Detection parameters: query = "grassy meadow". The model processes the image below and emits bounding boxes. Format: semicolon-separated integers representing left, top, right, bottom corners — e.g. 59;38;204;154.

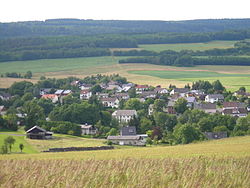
139;40;236;52
0;136;250;187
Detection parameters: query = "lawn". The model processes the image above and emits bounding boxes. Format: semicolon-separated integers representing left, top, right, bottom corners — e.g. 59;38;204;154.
139;40;236;52
0;132;38;154
0;131;106;153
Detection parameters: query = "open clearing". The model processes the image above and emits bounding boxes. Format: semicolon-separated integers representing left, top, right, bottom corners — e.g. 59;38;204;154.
139;40;236;52
0;136;250;187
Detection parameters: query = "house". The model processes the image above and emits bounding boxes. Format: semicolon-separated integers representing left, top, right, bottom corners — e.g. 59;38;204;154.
148;104;154;116
120;126;137;136
223;102;246;109
100;98;119;108
26;126;53;139
154;87;169;94
62;90;72;96
70;80;81;86
121;83;134;92
222;108;248;117
140;91;157;99
114;93;130;100
194;103;217;114
39;88;52;96
204;132;227;140
80;83;93;90
135;85;149;94
106;84;122;92
80;89;92;100
80;124;98;135
96;92;109;99
0;105;7;115
54;89;64;96
112;110;137;123
205;94;224;103
107;126;146;146
107;135;146;146
233;90;250;98
170;88;189;96
41;94;59;103
0;93;11;101
185;97;196;108
167;100;176;114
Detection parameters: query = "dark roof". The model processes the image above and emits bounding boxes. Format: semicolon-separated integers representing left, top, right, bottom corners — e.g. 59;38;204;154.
194;103;216;110
100;97;118;102
0;93;11;98
223;102;245;108
206;94;224;99
121;126;137;136
204;132;227;139
223;108;248;115
173;88;189;93
107;135;141;140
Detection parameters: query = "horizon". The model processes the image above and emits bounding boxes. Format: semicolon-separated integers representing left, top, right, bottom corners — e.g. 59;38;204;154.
1;17;250;24
1;0;250;23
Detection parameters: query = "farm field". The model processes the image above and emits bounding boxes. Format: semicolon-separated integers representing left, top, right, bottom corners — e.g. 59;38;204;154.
1;55;250;91
0;136;250;187
139;40;236;52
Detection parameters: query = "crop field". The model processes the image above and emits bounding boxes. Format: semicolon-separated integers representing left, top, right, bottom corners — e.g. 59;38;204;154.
129;69;250;91
1;54;250;91
139;40;236;52
0;136;250;187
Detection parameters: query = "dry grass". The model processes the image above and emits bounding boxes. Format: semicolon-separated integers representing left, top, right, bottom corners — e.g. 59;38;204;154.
0;157;249;188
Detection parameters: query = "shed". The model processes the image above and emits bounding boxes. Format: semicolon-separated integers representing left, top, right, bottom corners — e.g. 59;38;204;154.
26;126;53;139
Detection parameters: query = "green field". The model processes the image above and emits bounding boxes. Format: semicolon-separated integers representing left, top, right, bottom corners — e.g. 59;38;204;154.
129;70;250;91
0;132;106;153
0;136;250;187
139;40;236;52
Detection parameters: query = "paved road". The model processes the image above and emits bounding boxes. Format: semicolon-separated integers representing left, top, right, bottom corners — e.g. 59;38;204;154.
0;133;25;136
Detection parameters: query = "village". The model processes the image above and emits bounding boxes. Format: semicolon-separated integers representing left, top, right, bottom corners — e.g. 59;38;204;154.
1;75;250;146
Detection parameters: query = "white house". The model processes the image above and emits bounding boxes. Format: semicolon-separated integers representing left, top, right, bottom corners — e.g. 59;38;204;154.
170;88;189;96
154;87;169;94
100;98;119;108
205;94;224;103
80;124;98;135
112;110;137;123
80;89;92;100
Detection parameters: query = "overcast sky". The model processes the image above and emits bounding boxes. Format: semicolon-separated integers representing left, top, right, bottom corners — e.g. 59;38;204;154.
0;0;250;22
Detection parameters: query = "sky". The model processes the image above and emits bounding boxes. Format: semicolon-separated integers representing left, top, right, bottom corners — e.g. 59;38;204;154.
0;0;250;22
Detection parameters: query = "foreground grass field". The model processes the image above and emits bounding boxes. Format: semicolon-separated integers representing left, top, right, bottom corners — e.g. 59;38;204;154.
0;136;250;187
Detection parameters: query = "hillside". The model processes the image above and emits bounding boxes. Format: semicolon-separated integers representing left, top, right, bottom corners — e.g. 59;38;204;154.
2;18;250;38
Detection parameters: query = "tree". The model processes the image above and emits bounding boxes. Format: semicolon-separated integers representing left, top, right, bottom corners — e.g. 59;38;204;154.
212;80;225;93
37;98;54;116
239;87;246;92
107;128;118;136
140;117;153;133
128;88;136;98
4;136;15;153
24;71;32;79
125;98;143;111
21;92;34;101
154;112;177;131
197;117;213;132
174;98;188;114
19;143;24;153
3;114;18;131
173;124;204;144
153;99;165;112
90;84;102;94
22;101;45;130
